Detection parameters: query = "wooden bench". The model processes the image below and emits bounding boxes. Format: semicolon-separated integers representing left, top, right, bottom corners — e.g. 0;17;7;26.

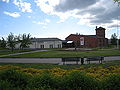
62;57;80;65
86;56;104;64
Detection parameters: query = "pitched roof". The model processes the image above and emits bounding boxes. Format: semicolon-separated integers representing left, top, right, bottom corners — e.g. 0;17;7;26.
66;34;97;39
31;38;62;42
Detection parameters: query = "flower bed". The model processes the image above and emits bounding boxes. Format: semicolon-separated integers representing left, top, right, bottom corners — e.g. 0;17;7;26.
0;65;120;90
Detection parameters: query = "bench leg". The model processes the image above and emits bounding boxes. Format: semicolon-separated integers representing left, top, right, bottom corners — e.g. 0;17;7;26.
99;60;100;64
87;61;90;64
81;58;84;65
89;61;90;64
76;61;79;65
87;61;89;64
63;61;65;65
101;60;102;64
99;60;102;64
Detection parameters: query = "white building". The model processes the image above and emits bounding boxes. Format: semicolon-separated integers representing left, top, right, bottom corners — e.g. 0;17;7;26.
29;38;62;49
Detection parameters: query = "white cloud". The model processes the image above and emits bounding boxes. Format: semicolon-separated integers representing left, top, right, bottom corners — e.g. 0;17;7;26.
34;0;53;14
34;0;71;23
2;0;9;3
45;19;50;23
28;16;32;18
3;11;20;18
42;26;47;29
33;21;47;25
20;2;32;13
13;0;32;13
34;0;120;28
33;18;50;25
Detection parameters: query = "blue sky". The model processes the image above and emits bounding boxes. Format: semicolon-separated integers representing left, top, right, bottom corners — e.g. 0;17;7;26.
0;0;120;40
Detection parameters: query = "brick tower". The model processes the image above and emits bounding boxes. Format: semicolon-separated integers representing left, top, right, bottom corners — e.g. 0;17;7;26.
95;26;106;38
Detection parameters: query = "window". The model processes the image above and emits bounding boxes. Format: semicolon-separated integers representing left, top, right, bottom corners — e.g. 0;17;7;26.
40;45;44;48
58;44;61;48
49;44;53;48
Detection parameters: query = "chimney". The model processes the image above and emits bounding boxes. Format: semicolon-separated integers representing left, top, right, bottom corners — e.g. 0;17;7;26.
96;27;105;38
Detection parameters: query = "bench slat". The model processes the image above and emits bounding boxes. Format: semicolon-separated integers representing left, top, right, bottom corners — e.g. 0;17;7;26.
62;57;80;65
86;56;104;64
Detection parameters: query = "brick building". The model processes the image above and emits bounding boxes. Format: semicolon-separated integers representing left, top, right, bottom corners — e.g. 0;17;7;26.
65;27;108;48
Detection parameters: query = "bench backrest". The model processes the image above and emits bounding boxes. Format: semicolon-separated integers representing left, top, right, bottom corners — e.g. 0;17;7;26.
62;57;80;62
87;56;104;61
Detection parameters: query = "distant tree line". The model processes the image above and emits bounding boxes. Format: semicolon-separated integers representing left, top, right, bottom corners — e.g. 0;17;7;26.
0;33;32;52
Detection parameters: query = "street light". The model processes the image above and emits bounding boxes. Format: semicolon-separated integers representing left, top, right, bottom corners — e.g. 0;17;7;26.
116;16;120;49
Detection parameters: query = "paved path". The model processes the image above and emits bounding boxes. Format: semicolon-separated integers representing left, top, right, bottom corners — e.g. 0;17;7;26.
0;58;60;63
0;50;48;57
0;56;120;64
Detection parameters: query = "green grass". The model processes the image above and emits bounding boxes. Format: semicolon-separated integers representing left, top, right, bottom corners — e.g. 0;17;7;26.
0;60;120;70
0;49;46;55
0;48;65;55
5;49;120;58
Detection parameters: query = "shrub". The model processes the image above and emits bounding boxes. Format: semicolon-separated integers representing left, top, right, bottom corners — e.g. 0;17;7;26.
28;73;60;89
26;87;57;90
60;71;99;90
0;69;30;88
104;74;120;90
0;80;12;90
0;80;23;90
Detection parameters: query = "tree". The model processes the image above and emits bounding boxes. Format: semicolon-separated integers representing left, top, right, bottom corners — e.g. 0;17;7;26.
18;33;32;50
114;0;120;5
0;37;7;49
111;33;117;45
7;33;17;52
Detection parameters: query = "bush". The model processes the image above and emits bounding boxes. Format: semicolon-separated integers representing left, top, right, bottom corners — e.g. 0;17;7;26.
104;74;120;90
0;69;30;88
60;71;99;90
28;73;60;89
26;87;57;90
0;80;12;90
0;80;23;90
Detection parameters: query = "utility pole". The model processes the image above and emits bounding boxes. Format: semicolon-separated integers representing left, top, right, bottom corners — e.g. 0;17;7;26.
116;16;119;49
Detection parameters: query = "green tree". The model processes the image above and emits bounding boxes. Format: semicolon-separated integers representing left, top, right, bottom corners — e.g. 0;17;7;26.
0;37;7;49
18;33;32;50
7;33;17;52
111;33;117;45
114;0;120;5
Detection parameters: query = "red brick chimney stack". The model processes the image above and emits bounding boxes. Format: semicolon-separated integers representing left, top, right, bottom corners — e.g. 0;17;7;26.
96;26;105;38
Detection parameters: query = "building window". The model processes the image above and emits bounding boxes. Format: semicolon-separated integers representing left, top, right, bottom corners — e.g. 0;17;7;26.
40;45;44;48
58;44;61;48
49;44;53;48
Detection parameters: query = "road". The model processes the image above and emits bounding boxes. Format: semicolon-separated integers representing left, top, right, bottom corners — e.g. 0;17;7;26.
0;56;120;64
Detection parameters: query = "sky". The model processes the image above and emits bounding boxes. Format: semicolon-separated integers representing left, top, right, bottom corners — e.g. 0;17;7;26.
0;0;120;40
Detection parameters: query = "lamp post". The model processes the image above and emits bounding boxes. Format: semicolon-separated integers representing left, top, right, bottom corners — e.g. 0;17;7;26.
116;16;119;49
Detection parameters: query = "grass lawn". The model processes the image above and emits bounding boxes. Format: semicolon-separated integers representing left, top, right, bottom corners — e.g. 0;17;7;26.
0;60;120;70
0;49;35;55
4;49;120;58
0;48;65;55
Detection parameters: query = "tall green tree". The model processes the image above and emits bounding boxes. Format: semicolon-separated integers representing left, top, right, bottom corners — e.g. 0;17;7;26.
111;33;118;45
7;33;17;52
0;37;7;49
18;33;32;50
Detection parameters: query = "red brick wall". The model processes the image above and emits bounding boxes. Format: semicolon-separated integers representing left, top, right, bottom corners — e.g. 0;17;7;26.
84;36;98;48
66;34;98;48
